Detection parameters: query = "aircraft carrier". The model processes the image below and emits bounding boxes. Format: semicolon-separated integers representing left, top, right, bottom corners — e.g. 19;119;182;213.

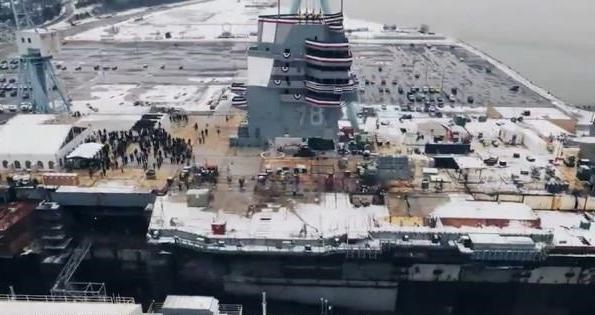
1;0;595;314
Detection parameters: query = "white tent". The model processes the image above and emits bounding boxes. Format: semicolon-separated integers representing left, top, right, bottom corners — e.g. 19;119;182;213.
0;115;90;170
67;143;104;160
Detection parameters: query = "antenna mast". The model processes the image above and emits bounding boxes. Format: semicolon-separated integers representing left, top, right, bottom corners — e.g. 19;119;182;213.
261;292;267;315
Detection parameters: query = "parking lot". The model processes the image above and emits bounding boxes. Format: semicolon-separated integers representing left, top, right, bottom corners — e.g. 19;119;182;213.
351;43;551;111
0;58;22;106
0;40;250;114
56;41;248;101
2;39;556;116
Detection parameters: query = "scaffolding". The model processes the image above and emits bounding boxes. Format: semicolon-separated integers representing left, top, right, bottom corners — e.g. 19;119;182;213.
50;238;106;297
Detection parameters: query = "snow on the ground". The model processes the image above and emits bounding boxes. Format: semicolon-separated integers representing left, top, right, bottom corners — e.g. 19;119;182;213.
51;3;150;31
66;0;389;43
141;85;200;103
71;83;229;114
75;114;143;131
189;77;235;85
493;107;571;120
139;84;227;113
70;84;149;115
68;0;278;42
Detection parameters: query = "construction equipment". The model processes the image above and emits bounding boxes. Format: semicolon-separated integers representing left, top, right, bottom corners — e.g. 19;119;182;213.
11;0;71;113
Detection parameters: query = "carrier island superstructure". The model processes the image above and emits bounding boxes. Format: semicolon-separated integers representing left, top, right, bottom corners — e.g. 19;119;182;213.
2;0;595;314
235;8;356;145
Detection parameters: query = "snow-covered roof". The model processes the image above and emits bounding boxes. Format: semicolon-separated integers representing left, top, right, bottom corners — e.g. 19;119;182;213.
0;115;73;157
432;200;538;221
537;211;595;247
66;142;104;159
0;301;143;315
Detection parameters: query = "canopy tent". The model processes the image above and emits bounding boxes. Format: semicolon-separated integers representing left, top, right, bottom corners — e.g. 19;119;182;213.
66;143;104;160
0;114;88;171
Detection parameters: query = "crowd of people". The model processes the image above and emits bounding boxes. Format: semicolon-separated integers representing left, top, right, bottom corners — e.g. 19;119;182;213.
75;112;231;180
83;122;194;176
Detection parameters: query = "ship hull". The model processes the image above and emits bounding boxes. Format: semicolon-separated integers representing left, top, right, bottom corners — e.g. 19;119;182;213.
161;245;595;313
223;277;398;312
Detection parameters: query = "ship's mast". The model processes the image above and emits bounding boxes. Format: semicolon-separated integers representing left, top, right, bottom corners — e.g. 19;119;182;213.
290;0;332;14
261;292;267;315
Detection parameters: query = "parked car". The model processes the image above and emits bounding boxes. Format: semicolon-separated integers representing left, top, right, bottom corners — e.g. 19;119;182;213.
20;102;32;112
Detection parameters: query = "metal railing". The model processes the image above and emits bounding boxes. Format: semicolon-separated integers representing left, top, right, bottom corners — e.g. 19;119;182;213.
220;303;243;315
146;300;242;315
0;294;135;304
163;229;386;259
50;282;107;297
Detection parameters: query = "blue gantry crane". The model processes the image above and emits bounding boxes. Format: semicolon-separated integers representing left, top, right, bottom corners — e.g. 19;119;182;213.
11;0;70;113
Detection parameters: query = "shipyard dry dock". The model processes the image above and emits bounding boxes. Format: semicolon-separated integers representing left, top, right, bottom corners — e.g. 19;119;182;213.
1;1;595;315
